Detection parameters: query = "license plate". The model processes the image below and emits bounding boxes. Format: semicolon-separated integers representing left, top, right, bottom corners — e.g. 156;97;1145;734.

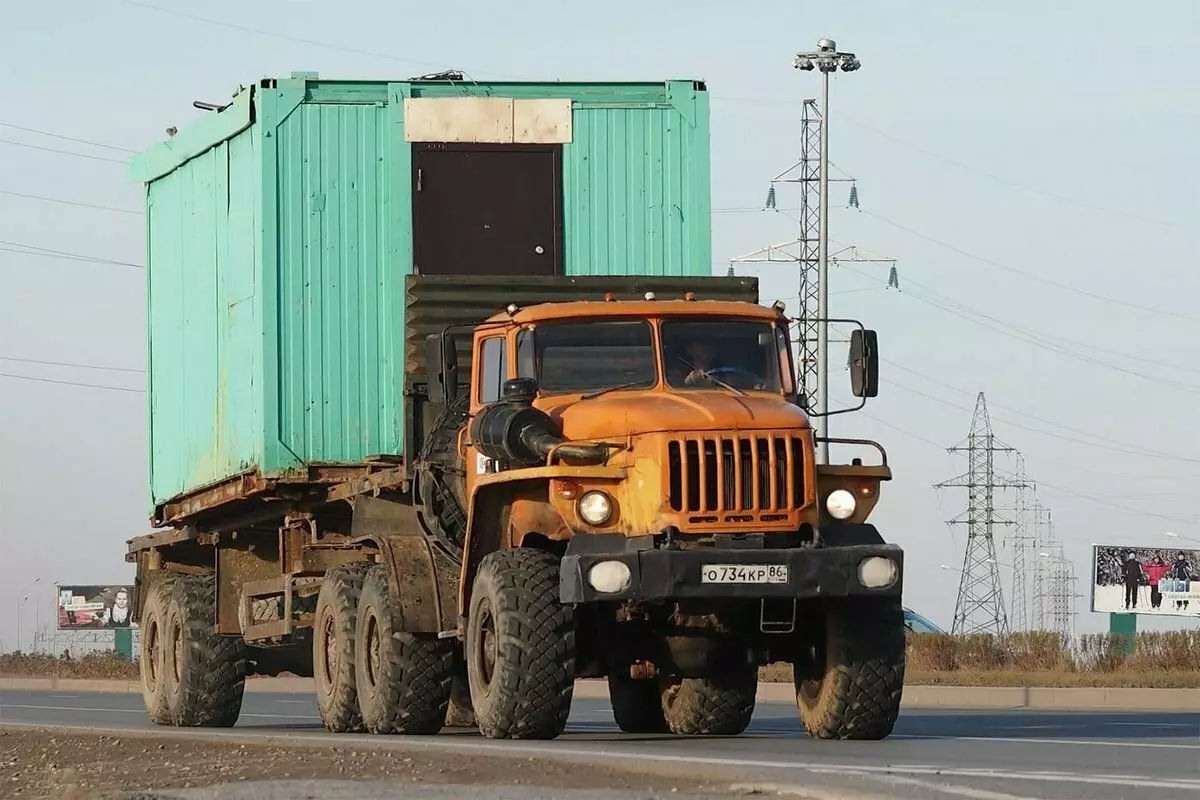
700;564;789;584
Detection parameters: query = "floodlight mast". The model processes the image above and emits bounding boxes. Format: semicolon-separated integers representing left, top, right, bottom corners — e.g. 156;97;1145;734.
793;38;861;464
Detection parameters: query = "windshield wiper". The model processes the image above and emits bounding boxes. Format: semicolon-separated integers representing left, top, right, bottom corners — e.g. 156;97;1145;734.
580;381;652;400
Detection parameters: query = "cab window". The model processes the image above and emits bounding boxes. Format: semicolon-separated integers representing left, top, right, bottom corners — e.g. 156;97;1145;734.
478;336;507;403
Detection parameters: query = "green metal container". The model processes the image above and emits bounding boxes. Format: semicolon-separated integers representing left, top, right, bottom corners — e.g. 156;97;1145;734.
129;74;715;510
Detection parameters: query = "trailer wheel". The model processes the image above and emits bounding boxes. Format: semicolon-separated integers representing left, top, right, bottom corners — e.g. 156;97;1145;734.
608;674;668;733
660;665;757;736
138;575;177;725
313;562;371;732
354;565;453;735
161;574;247;727
466;548;575;740
794;597;906;740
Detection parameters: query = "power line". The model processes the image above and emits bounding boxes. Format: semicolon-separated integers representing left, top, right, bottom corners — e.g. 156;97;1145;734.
0;371;143;394
707;96;1186;231
878;276;1200;391
116;0;502;77
838;114;1188;231
0;189;142;216
0;354;143;374
0;138;127;165
838;257;1200;393
884;359;1199;463
888;378;1200;465
857;208;1198;321
861;403;1199;530
0;121;138;154
0;241;143;269
889;273;1200;377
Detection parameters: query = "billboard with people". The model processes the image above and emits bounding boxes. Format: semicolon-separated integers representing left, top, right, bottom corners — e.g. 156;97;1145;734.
56;584;135;629
1091;545;1199;617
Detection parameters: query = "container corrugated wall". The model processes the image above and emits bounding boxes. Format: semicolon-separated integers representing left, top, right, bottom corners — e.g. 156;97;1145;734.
564;89;711;276
274;101;404;466
144;128;262;503
135;77;715;508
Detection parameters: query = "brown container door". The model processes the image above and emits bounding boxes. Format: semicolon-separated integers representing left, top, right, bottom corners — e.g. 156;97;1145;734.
412;143;563;277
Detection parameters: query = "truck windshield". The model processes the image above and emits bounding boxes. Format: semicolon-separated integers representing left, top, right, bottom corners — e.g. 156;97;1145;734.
660;318;783;393
517;320;656;394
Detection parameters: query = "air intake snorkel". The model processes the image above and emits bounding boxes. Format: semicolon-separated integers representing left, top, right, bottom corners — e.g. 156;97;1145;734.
470;378;608;467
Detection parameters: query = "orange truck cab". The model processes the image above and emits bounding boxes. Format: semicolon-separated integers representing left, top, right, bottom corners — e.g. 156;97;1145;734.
426;289;905;741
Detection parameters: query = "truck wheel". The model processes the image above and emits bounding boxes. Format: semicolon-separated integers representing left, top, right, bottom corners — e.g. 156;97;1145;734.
353;565;453;735
162;574;247;727
138;575;177;725
313;562;370;732
466;548;575;740
608;674;668;733
794;597;906;740
444;649;476;728
660;666;757;736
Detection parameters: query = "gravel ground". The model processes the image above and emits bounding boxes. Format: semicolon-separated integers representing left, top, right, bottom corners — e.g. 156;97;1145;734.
0;729;728;800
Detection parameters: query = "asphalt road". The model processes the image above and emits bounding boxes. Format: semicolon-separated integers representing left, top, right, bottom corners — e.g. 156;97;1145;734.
2;688;1198;800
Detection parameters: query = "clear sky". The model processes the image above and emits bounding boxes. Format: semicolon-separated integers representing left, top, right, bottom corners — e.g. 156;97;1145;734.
1;0;1197;651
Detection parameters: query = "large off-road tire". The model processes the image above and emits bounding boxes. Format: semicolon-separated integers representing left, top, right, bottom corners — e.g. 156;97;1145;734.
608;674;668;734
161;574;247;727
466;548;576;740
353;565;454;735
313;562;371;732
794;597;906;740
138;575;177;725
660;665;758;736
416;391;470;558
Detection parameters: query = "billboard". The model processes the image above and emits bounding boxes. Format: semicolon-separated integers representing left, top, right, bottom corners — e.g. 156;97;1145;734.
1091;545;1199;617
56;585;135;629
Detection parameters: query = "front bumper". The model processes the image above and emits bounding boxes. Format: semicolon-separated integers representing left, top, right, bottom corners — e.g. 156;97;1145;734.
559;531;903;604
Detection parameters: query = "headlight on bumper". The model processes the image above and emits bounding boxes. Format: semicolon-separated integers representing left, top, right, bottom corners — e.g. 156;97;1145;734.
587;560;632;593
826;488;857;520
858;556;899;589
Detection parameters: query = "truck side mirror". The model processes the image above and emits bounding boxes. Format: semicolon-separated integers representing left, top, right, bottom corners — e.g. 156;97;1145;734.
849;329;879;398
425;332;459;405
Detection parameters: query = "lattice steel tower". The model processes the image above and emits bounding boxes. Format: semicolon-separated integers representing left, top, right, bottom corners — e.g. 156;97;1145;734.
728;100;824;406
936;392;1026;636
1008;454;1036;632
1031;501;1054;631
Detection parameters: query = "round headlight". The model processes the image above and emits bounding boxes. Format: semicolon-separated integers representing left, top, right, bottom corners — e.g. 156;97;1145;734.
578;491;613;525
825;488;857;520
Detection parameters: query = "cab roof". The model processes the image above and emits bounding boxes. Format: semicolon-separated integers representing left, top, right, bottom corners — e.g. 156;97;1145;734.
483;297;787;326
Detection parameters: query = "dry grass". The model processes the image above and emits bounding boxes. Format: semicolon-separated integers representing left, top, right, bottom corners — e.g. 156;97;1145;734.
6;631;1200;689
0;651;138;680
760;630;1200;688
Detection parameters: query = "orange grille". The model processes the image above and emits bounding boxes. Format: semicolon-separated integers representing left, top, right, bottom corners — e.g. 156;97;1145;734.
667;434;806;517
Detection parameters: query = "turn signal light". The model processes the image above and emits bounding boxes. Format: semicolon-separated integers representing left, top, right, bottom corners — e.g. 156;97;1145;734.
554;479;581;500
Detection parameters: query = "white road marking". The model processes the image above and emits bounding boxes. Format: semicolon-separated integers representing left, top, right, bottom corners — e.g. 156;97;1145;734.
890;733;1200;750
874;774;1060;800
5;720;1198;792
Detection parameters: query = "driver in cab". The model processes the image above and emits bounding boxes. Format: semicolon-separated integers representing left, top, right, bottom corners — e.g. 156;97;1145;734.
674;340;766;391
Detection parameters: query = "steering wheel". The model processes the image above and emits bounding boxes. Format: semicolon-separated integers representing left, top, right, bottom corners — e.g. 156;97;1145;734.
689;366;764;388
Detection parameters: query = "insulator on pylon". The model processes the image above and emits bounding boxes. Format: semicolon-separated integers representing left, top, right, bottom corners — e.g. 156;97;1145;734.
848;183;859;209
887;265;900;289
765;185;777;209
